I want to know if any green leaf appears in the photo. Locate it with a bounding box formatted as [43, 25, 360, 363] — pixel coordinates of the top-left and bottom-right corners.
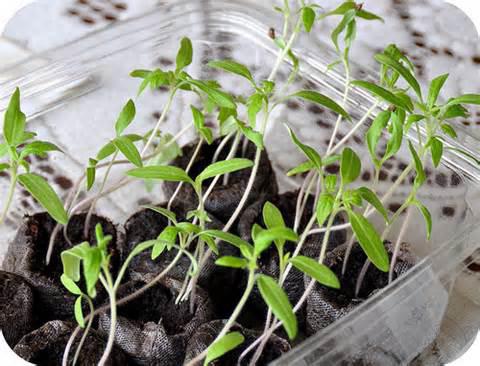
[83, 247, 102, 298]
[430, 137, 443, 168]
[130, 240, 157, 258]
[383, 110, 404, 161]
[411, 199, 432, 240]
[196, 158, 253, 184]
[86, 159, 97, 191]
[3, 88, 26, 146]
[302, 6, 316, 32]
[405, 114, 425, 132]
[114, 99, 136, 136]
[176, 37, 193, 73]
[441, 124, 457, 139]
[351, 80, 413, 111]
[60, 274, 83, 295]
[204, 332, 245, 366]
[287, 161, 315, 177]
[357, 187, 389, 222]
[191, 106, 213, 144]
[347, 210, 389, 272]
[188, 80, 236, 110]
[257, 275, 297, 340]
[127, 166, 193, 185]
[291, 90, 350, 120]
[428, 74, 449, 108]
[285, 125, 322, 169]
[374, 53, 422, 100]
[325, 175, 338, 193]
[366, 111, 391, 165]
[236, 120, 264, 150]
[208, 60, 254, 84]
[356, 9, 384, 22]
[61, 243, 89, 281]
[331, 10, 356, 53]
[442, 105, 468, 120]
[408, 141, 426, 188]
[263, 201, 286, 250]
[215, 256, 248, 269]
[447, 94, 480, 107]
[200, 234, 219, 255]
[113, 136, 142, 167]
[341, 147, 361, 185]
[201, 230, 253, 252]
[0, 143, 8, 158]
[247, 93, 264, 128]
[143, 205, 177, 223]
[316, 193, 335, 227]
[75, 297, 85, 328]
[0, 163, 10, 172]
[152, 240, 169, 260]
[19, 141, 62, 160]
[290, 256, 340, 289]
[96, 141, 117, 161]
[319, 1, 355, 19]
[18, 173, 68, 225]
[254, 227, 298, 256]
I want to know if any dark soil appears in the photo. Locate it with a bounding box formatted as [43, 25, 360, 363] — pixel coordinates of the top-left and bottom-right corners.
[14, 320, 128, 366]
[185, 320, 291, 366]
[0, 271, 35, 348]
[98, 276, 213, 365]
[2, 212, 121, 322]
[306, 242, 416, 334]
[163, 137, 278, 222]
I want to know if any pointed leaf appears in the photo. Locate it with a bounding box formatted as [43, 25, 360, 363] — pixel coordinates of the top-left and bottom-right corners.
[428, 74, 449, 108]
[204, 332, 245, 366]
[19, 141, 62, 160]
[208, 60, 254, 83]
[113, 136, 142, 167]
[341, 147, 361, 185]
[430, 137, 443, 168]
[366, 111, 391, 165]
[412, 199, 432, 240]
[292, 90, 350, 120]
[143, 205, 177, 223]
[176, 37, 193, 73]
[75, 297, 85, 328]
[285, 125, 322, 169]
[3, 88, 26, 146]
[347, 210, 389, 272]
[237, 122, 264, 150]
[351, 80, 412, 111]
[201, 230, 253, 252]
[254, 227, 298, 256]
[447, 94, 480, 107]
[247, 93, 264, 128]
[287, 161, 315, 177]
[115, 99, 136, 136]
[60, 274, 83, 296]
[408, 141, 426, 188]
[316, 193, 335, 227]
[257, 275, 297, 340]
[290, 256, 340, 288]
[188, 80, 236, 109]
[215, 256, 248, 269]
[302, 6, 316, 32]
[18, 173, 68, 225]
[196, 158, 253, 184]
[127, 166, 193, 185]
[357, 187, 389, 222]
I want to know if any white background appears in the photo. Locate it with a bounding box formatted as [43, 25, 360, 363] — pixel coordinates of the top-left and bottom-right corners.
[0, 1, 479, 365]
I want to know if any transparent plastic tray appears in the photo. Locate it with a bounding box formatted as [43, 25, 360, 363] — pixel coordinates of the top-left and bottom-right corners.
[1, 1, 480, 365]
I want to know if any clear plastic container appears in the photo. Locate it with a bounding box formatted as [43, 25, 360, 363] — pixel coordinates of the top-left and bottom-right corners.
[1, 1, 480, 364]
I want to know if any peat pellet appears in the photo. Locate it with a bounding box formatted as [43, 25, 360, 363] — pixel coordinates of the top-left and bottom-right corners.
[2, 212, 121, 321]
[185, 320, 290, 366]
[163, 137, 278, 222]
[306, 242, 416, 335]
[14, 320, 128, 366]
[123, 203, 243, 317]
[98, 276, 213, 365]
[0, 271, 35, 348]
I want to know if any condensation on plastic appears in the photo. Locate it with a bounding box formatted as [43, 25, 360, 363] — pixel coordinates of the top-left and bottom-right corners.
[0, 1, 479, 365]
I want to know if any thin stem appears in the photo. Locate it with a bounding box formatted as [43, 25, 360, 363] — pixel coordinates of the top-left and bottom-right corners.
[185, 269, 256, 366]
[98, 272, 116, 366]
[72, 297, 94, 366]
[84, 150, 119, 238]
[354, 260, 371, 298]
[389, 207, 412, 283]
[0, 167, 17, 226]
[294, 171, 316, 232]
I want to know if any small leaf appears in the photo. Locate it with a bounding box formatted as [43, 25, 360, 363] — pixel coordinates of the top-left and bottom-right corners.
[290, 256, 340, 288]
[442, 104, 468, 120]
[263, 201, 286, 249]
[204, 332, 245, 366]
[257, 274, 297, 340]
[254, 227, 298, 256]
[18, 173, 68, 225]
[60, 274, 83, 295]
[247, 93, 264, 128]
[113, 136, 143, 167]
[302, 6, 316, 32]
[201, 230, 253, 252]
[357, 187, 389, 222]
[319, 2, 355, 19]
[61, 243, 89, 281]
[176, 37, 193, 73]
[115, 99, 136, 136]
[127, 166, 193, 185]
[287, 161, 315, 177]
[285, 125, 322, 169]
[356, 9, 384, 21]
[143, 205, 177, 223]
[196, 158, 253, 184]
[75, 297, 85, 328]
[374, 53, 422, 100]
[86, 159, 97, 191]
[347, 210, 389, 272]
[441, 124, 457, 139]
[351, 80, 413, 111]
[428, 74, 449, 108]
[383, 110, 404, 162]
[188, 80, 236, 110]
[325, 175, 338, 193]
[0, 163, 10, 172]
[341, 147, 361, 185]
[430, 137, 443, 168]
[316, 193, 335, 227]
[237, 122, 264, 150]
[96, 141, 117, 161]
[200, 234, 219, 255]
[408, 141, 426, 188]
[19, 141, 62, 160]
[366, 111, 391, 165]
[291, 90, 350, 120]
[411, 199, 432, 240]
[191, 106, 213, 144]
[447, 94, 480, 107]
[208, 60, 254, 84]
[152, 240, 169, 260]
[0, 143, 8, 158]
[215, 256, 248, 269]
[331, 10, 356, 53]
[130, 240, 157, 257]
[3, 88, 26, 146]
